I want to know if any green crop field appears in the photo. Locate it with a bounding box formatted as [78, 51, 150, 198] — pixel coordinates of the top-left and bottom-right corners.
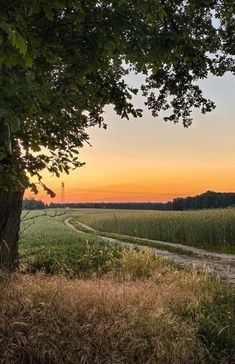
[20, 210, 124, 277]
[74, 208, 235, 253]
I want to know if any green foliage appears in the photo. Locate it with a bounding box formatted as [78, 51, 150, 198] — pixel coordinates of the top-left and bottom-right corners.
[23, 241, 123, 277]
[0, 1, 235, 192]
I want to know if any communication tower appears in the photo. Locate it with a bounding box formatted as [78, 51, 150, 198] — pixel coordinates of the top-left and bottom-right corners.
[61, 182, 65, 206]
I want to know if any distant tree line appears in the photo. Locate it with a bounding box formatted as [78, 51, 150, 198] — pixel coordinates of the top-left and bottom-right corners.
[49, 202, 167, 210]
[22, 199, 46, 210]
[168, 191, 235, 210]
[22, 191, 235, 211]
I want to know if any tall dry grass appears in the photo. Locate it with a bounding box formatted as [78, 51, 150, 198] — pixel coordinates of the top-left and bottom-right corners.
[0, 273, 209, 364]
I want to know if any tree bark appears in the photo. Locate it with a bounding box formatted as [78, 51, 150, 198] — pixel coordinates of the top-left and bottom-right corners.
[0, 191, 24, 272]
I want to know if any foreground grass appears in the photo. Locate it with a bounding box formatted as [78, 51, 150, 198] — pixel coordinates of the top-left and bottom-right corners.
[76, 208, 235, 253]
[15, 210, 235, 363]
[1, 270, 235, 364]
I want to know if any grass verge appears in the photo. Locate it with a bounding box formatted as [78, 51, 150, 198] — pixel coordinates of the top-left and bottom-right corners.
[70, 219, 204, 258]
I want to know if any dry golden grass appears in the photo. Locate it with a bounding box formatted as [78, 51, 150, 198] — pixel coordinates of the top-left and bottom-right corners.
[0, 268, 224, 364]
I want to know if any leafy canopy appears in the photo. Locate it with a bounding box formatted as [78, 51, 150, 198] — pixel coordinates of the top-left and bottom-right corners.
[0, 0, 234, 194]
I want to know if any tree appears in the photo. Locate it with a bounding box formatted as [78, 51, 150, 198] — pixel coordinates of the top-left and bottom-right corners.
[0, 0, 235, 271]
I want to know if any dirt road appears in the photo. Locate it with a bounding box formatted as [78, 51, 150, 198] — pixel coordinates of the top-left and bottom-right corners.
[64, 218, 235, 286]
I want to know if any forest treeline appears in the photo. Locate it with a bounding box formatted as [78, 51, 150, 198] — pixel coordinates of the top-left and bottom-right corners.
[23, 191, 235, 211]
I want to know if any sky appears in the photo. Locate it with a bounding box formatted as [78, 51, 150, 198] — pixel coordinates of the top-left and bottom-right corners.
[25, 71, 235, 203]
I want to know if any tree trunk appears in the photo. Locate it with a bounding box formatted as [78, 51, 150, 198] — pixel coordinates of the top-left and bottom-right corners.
[0, 191, 24, 272]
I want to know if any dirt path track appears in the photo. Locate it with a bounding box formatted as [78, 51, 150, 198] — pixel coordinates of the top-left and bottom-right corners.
[64, 218, 235, 287]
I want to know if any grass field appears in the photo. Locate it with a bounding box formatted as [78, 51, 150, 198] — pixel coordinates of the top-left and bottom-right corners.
[1, 209, 233, 363]
[75, 208, 235, 253]
[20, 210, 125, 277]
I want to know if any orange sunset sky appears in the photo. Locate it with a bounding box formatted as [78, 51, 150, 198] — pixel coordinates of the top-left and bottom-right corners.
[25, 72, 235, 203]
